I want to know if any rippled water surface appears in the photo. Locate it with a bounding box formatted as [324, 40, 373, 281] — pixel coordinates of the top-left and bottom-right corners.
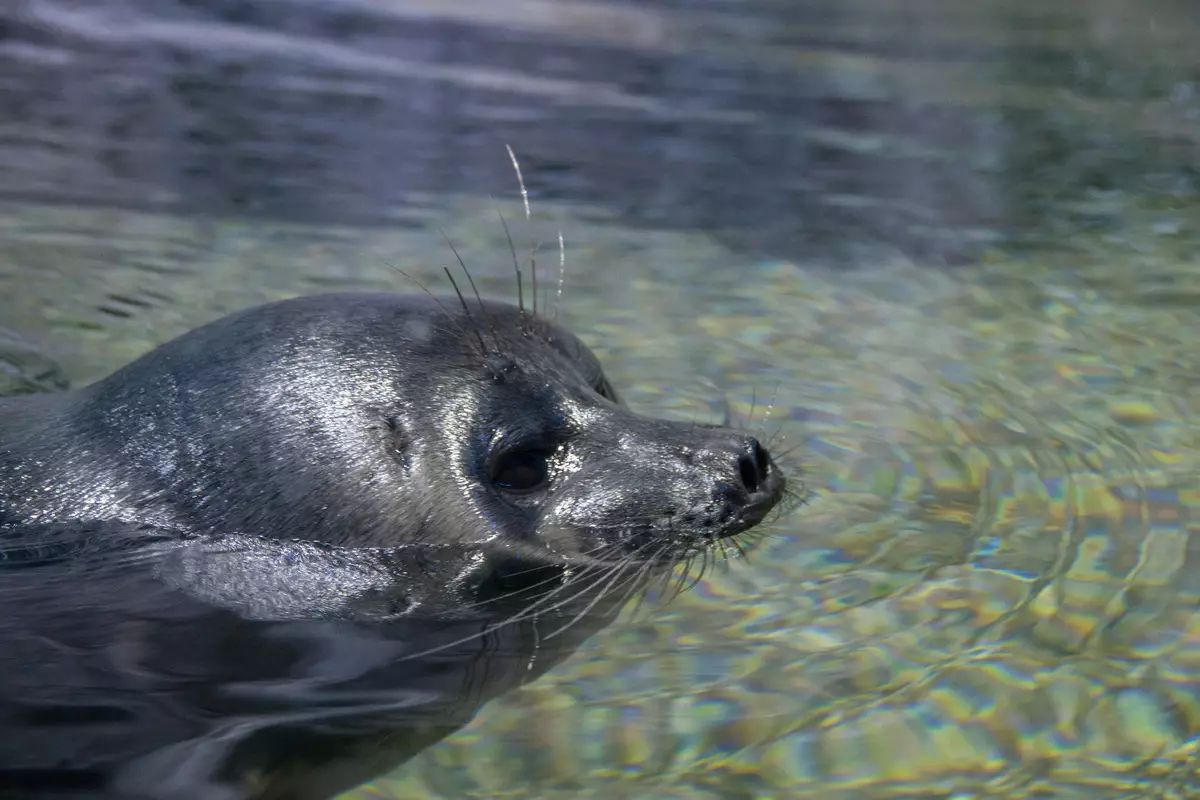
[3, 0, 1200, 797]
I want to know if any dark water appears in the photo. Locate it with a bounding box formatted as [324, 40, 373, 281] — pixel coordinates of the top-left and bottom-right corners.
[2, 0, 1200, 798]
[4, 0, 1195, 270]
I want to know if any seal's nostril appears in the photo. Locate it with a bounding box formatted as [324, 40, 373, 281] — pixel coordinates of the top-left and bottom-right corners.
[737, 452, 759, 494]
[736, 438, 771, 495]
[753, 439, 770, 478]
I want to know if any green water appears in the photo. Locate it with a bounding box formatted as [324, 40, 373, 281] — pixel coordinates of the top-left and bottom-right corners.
[2, 0, 1200, 797]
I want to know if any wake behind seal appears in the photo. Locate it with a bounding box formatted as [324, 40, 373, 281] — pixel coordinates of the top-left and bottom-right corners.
[0, 289, 788, 799]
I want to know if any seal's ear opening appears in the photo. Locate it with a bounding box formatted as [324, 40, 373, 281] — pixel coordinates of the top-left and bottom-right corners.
[534, 324, 618, 404]
[595, 375, 620, 404]
[382, 413, 411, 467]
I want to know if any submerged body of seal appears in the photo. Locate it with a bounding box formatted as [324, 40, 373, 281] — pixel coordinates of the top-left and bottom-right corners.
[0, 291, 786, 800]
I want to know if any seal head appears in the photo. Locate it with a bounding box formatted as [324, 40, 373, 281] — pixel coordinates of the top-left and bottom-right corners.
[1, 292, 784, 619]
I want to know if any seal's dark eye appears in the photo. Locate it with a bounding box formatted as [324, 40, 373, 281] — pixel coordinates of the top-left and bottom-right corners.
[492, 448, 552, 493]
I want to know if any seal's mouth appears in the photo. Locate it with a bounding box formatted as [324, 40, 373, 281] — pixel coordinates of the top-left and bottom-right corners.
[721, 467, 787, 537]
[697, 479, 785, 560]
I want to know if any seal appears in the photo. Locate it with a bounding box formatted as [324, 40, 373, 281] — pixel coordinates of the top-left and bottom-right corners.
[0, 290, 787, 800]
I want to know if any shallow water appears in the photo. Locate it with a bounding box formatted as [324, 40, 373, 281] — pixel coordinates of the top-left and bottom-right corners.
[2, 0, 1200, 797]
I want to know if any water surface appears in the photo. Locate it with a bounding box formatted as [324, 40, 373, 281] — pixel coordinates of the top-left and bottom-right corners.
[2, 0, 1200, 797]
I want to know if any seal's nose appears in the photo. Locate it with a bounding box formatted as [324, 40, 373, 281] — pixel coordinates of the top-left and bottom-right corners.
[736, 437, 771, 495]
[710, 434, 783, 534]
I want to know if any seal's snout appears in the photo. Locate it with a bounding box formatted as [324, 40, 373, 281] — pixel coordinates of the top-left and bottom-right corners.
[626, 428, 784, 546]
[707, 433, 785, 535]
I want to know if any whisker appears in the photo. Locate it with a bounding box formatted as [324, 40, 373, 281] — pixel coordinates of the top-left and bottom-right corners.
[449, 540, 633, 615]
[663, 553, 693, 606]
[394, 557, 621, 662]
[720, 398, 735, 429]
[441, 266, 488, 355]
[772, 440, 805, 461]
[438, 228, 500, 350]
[552, 230, 566, 322]
[542, 555, 641, 641]
[677, 548, 709, 598]
[504, 143, 531, 221]
[731, 535, 751, 563]
[491, 200, 525, 316]
[476, 539, 631, 613]
[615, 540, 668, 622]
[652, 545, 678, 601]
[381, 261, 482, 356]
[617, 547, 667, 619]
[502, 144, 532, 318]
[498, 560, 634, 639]
[393, 492, 761, 661]
[451, 567, 575, 615]
[529, 240, 541, 319]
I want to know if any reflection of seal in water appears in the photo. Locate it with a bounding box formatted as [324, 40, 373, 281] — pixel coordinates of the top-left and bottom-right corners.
[0, 291, 786, 800]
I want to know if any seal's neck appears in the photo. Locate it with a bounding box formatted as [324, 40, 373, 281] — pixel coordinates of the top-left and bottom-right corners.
[0, 389, 178, 529]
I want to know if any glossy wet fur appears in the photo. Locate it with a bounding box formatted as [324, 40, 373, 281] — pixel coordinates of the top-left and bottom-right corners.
[0, 291, 786, 799]
[0, 292, 783, 594]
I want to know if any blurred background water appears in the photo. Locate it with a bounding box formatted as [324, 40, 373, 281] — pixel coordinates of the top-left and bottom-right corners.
[2, 0, 1200, 798]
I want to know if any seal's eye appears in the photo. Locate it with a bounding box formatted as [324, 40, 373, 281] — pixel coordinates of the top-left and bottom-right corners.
[492, 448, 552, 493]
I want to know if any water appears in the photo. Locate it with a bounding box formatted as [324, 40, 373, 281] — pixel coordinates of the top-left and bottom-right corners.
[1, 0, 1199, 797]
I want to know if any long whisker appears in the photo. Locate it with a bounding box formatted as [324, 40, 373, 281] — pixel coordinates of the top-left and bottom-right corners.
[450, 539, 632, 615]
[502, 144, 532, 319]
[441, 266, 488, 356]
[616, 545, 668, 620]
[528, 241, 541, 319]
[438, 228, 500, 350]
[396, 542, 638, 661]
[381, 260, 482, 356]
[492, 200, 524, 316]
[664, 556, 690, 605]
[772, 440, 804, 461]
[504, 144, 531, 220]
[393, 491, 752, 661]
[542, 555, 641, 641]
[552, 230, 566, 322]
[478, 532, 666, 628]
[394, 571, 602, 662]
[651, 543, 678, 601]
[694, 377, 733, 430]
[494, 558, 633, 638]
[672, 548, 708, 601]
[594, 549, 668, 627]
[730, 535, 751, 563]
